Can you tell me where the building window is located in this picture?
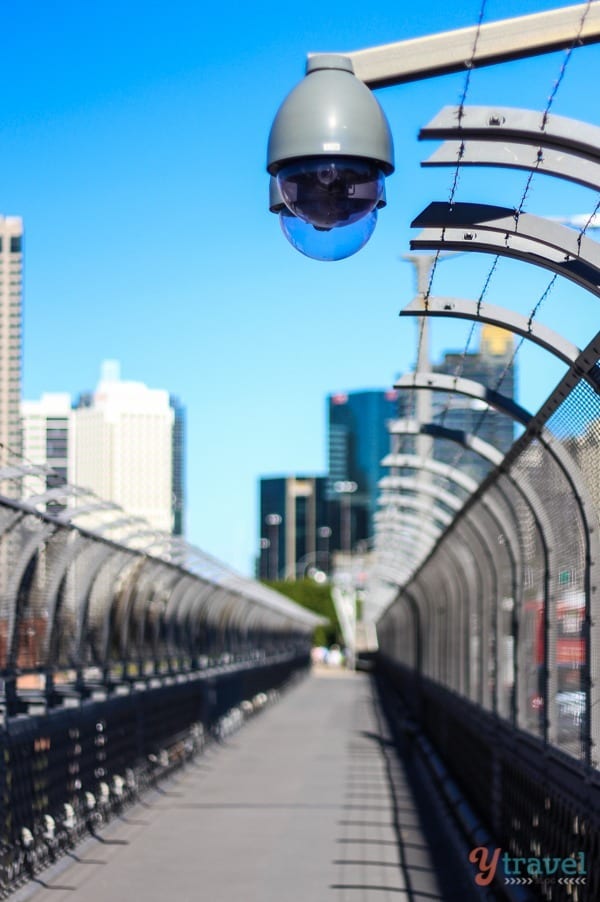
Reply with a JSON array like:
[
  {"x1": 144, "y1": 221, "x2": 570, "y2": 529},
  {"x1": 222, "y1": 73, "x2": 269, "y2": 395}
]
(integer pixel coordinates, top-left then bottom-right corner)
[
  {"x1": 10, "y1": 237, "x2": 22, "y2": 253},
  {"x1": 46, "y1": 427, "x2": 68, "y2": 459},
  {"x1": 46, "y1": 468, "x2": 67, "y2": 488}
]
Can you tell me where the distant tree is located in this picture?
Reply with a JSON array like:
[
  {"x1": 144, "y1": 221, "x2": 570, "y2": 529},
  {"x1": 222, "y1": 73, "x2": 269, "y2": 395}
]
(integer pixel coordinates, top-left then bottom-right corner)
[{"x1": 264, "y1": 579, "x2": 341, "y2": 647}]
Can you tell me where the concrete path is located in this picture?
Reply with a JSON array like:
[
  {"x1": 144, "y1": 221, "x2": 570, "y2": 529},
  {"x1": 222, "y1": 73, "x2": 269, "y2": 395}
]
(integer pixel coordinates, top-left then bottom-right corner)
[{"x1": 19, "y1": 669, "x2": 450, "y2": 902}]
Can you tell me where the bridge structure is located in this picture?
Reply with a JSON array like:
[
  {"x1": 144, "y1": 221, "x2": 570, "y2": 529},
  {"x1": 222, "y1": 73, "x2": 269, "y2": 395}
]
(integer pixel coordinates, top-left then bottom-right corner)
[
  {"x1": 362, "y1": 84, "x2": 600, "y2": 902},
  {"x1": 357, "y1": 31, "x2": 600, "y2": 899}
]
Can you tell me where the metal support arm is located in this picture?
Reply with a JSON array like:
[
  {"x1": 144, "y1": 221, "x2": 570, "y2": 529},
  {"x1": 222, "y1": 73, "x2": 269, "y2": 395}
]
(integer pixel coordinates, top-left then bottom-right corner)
[{"x1": 343, "y1": 4, "x2": 600, "y2": 88}]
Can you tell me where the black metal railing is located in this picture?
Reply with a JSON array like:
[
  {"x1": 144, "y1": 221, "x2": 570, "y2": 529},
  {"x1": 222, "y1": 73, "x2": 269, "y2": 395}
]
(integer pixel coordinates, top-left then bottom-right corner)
[
  {"x1": 378, "y1": 657, "x2": 600, "y2": 901},
  {"x1": 0, "y1": 651, "x2": 309, "y2": 898}
]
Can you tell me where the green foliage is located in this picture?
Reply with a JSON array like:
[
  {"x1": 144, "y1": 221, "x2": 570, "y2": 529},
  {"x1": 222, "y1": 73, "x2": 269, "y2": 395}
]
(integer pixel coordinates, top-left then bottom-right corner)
[{"x1": 264, "y1": 578, "x2": 341, "y2": 647}]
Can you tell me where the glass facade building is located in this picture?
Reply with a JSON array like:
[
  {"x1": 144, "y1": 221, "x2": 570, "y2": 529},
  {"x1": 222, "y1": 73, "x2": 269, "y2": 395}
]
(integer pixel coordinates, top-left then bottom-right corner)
[{"x1": 327, "y1": 389, "x2": 399, "y2": 550}]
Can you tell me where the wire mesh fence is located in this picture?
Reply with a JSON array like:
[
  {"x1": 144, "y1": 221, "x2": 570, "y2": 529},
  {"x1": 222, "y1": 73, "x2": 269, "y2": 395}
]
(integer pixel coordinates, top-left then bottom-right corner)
[{"x1": 0, "y1": 486, "x2": 319, "y2": 715}]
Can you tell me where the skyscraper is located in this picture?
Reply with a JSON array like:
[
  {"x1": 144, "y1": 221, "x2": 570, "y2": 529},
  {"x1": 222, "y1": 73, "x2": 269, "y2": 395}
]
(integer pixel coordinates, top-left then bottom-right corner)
[
  {"x1": 327, "y1": 389, "x2": 399, "y2": 550},
  {"x1": 258, "y1": 475, "x2": 329, "y2": 581},
  {"x1": 72, "y1": 361, "x2": 175, "y2": 533},
  {"x1": 0, "y1": 216, "x2": 23, "y2": 470},
  {"x1": 22, "y1": 368, "x2": 186, "y2": 534}
]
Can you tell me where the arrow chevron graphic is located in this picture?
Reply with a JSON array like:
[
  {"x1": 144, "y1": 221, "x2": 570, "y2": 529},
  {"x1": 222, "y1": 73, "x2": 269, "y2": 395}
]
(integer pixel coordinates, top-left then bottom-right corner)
[{"x1": 503, "y1": 875, "x2": 587, "y2": 886}]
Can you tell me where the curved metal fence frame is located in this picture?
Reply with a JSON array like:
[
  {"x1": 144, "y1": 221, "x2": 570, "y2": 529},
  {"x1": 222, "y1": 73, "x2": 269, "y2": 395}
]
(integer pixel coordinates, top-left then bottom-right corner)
[
  {"x1": 0, "y1": 480, "x2": 321, "y2": 715},
  {"x1": 373, "y1": 107, "x2": 600, "y2": 776}
]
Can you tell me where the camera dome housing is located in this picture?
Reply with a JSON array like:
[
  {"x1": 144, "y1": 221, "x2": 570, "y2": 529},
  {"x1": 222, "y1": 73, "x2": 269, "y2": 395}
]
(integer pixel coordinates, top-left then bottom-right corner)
[
  {"x1": 280, "y1": 205, "x2": 379, "y2": 261},
  {"x1": 269, "y1": 176, "x2": 384, "y2": 261},
  {"x1": 267, "y1": 55, "x2": 394, "y2": 233}
]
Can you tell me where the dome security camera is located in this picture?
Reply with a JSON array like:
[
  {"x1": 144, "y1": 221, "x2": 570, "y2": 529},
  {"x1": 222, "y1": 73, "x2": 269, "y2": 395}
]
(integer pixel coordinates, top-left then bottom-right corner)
[{"x1": 267, "y1": 54, "x2": 394, "y2": 259}]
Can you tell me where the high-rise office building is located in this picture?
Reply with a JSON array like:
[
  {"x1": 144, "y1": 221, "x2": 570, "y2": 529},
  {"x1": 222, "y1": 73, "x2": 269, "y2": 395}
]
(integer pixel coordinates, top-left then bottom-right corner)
[
  {"x1": 258, "y1": 475, "x2": 329, "y2": 581},
  {"x1": 21, "y1": 393, "x2": 71, "y2": 509},
  {"x1": 22, "y1": 369, "x2": 185, "y2": 534},
  {"x1": 0, "y1": 217, "x2": 23, "y2": 471},
  {"x1": 72, "y1": 361, "x2": 175, "y2": 533},
  {"x1": 327, "y1": 389, "x2": 399, "y2": 550}
]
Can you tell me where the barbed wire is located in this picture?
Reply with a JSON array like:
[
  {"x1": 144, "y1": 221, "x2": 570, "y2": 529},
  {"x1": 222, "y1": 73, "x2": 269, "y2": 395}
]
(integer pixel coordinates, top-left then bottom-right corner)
[
  {"x1": 427, "y1": 0, "x2": 595, "y2": 441},
  {"x1": 411, "y1": 0, "x2": 489, "y2": 432},
  {"x1": 389, "y1": 1, "x2": 597, "y2": 574},
  {"x1": 422, "y1": 1, "x2": 488, "y2": 306}
]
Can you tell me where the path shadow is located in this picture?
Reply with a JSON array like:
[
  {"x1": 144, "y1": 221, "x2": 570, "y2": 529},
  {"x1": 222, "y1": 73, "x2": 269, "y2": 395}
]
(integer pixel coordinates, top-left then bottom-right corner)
[
  {"x1": 31, "y1": 878, "x2": 76, "y2": 891},
  {"x1": 65, "y1": 851, "x2": 107, "y2": 865},
  {"x1": 89, "y1": 829, "x2": 129, "y2": 846}
]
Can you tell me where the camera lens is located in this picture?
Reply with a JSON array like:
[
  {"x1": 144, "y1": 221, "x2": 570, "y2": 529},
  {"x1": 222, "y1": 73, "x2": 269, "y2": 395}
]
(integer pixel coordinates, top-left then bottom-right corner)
[
  {"x1": 316, "y1": 165, "x2": 337, "y2": 186},
  {"x1": 277, "y1": 156, "x2": 384, "y2": 230}
]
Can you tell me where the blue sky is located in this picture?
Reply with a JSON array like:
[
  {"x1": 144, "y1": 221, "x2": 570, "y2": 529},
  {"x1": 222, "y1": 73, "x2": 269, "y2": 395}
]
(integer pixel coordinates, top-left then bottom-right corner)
[{"x1": 4, "y1": 1, "x2": 600, "y2": 574}]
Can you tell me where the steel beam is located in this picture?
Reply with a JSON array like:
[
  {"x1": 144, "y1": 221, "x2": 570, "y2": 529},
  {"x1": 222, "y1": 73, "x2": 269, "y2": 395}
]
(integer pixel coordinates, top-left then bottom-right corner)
[
  {"x1": 345, "y1": 4, "x2": 600, "y2": 89},
  {"x1": 419, "y1": 104, "x2": 600, "y2": 162},
  {"x1": 395, "y1": 372, "x2": 531, "y2": 425},
  {"x1": 376, "y1": 503, "x2": 454, "y2": 527},
  {"x1": 411, "y1": 202, "x2": 600, "y2": 298},
  {"x1": 388, "y1": 417, "x2": 506, "y2": 467},
  {"x1": 424, "y1": 140, "x2": 600, "y2": 191},
  {"x1": 401, "y1": 296, "x2": 581, "y2": 369},
  {"x1": 380, "y1": 452, "x2": 479, "y2": 494},
  {"x1": 376, "y1": 513, "x2": 444, "y2": 541},
  {"x1": 378, "y1": 476, "x2": 464, "y2": 512}
]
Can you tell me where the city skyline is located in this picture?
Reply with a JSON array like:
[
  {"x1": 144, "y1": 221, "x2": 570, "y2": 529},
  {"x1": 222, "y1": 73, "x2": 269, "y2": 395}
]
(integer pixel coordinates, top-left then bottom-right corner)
[
  {"x1": 2, "y1": 1, "x2": 598, "y2": 575},
  {"x1": 258, "y1": 330, "x2": 517, "y2": 577}
]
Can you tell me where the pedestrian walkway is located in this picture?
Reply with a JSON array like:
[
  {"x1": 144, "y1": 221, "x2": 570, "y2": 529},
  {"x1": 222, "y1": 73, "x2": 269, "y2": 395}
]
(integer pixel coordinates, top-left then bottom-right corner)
[{"x1": 19, "y1": 669, "x2": 458, "y2": 902}]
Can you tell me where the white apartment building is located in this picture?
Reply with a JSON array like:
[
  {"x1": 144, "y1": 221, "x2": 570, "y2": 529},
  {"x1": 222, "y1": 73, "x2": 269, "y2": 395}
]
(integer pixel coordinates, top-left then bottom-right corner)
[
  {"x1": 21, "y1": 392, "x2": 72, "y2": 501},
  {"x1": 72, "y1": 362, "x2": 175, "y2": 533},
  {"x1": 0, "y1": 216, "x2": 23, "y2": 466}
]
